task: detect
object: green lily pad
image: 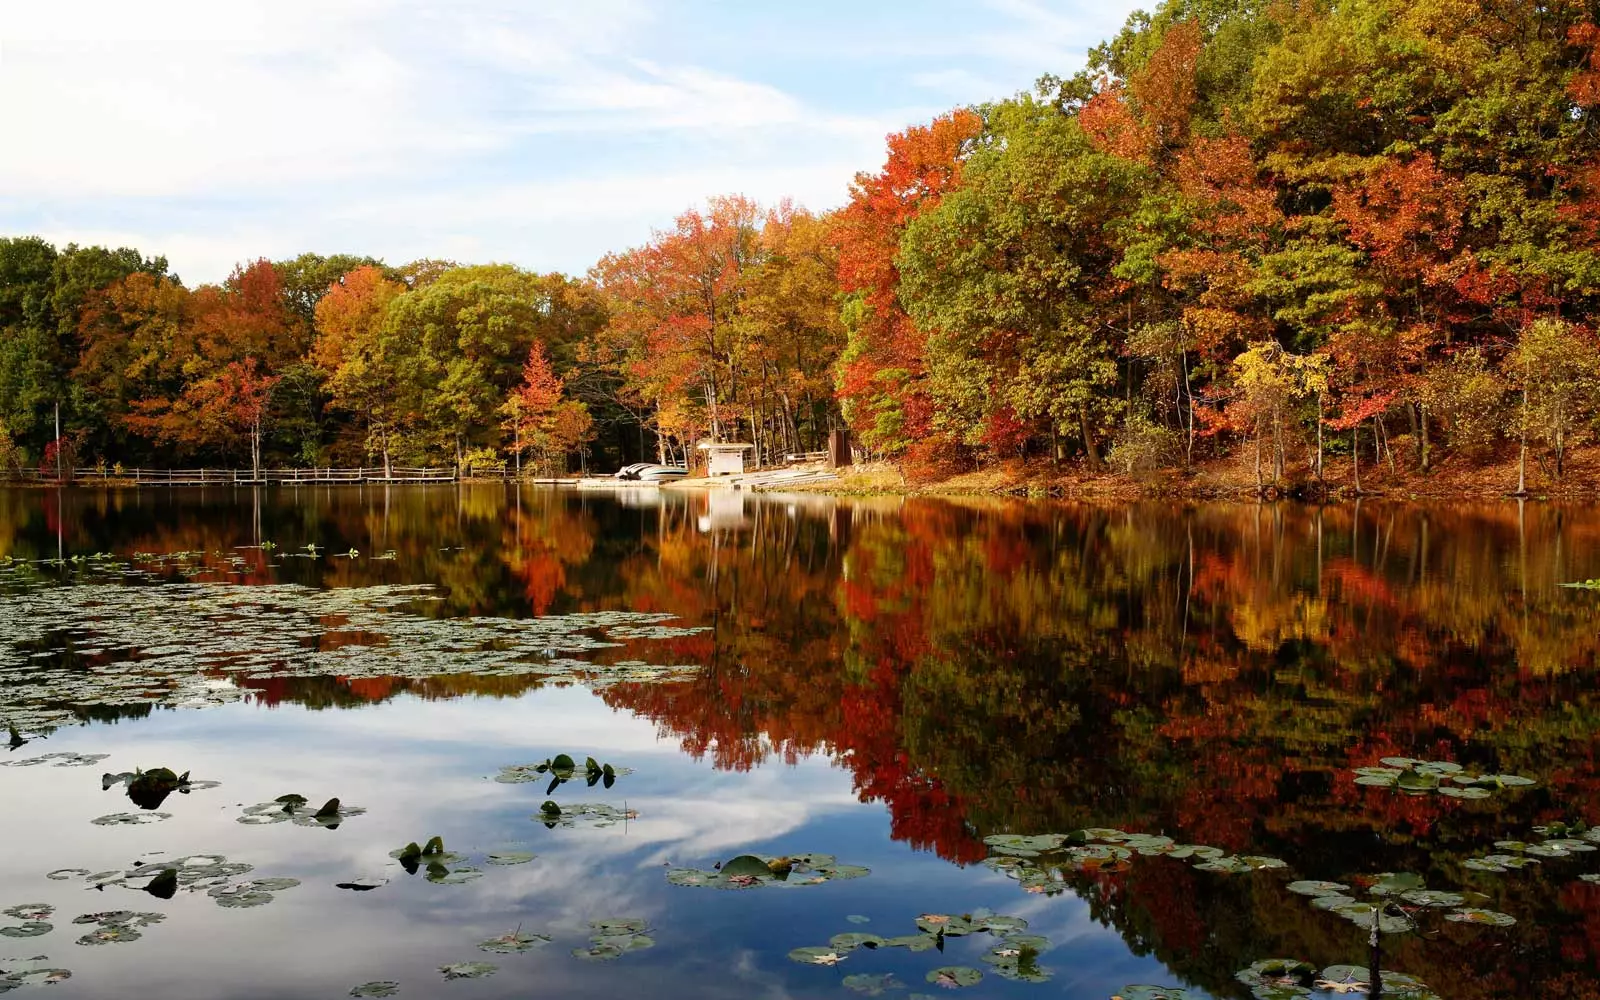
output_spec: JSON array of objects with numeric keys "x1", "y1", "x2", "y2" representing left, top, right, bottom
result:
[
  {"x1": 1547, "y1": 839, "x2": 1596, "y2": 853},
  {"x1": 880, "y1": 934, "x2": 939, "y2": 952},
  {"x1": 438, "y1": 962, "x2": 496, "y2": 980},
  {"x1": 915, "y1": 914, "x2": 973, "y2": 936},
  {"x1": 982, "y1": 834, "x2": 1066, "y2": 854},
  {"x1": 76, "y1": 925, "x2": 143, "y2": 945},
  {"x1": 1115, "y1": 988, "x2": 1199, "y2": 1000},
  {"x1": 924, "y1": 967, "x2": 982, "y2": 989},
  {"x1": 1380, "y1": 757, "x2": 1423, "y2": 768},
  {"x1": 1437, "y1": 786, "x2": 1492, "y2": 799},
  {"x1": 1370, "y1": 872, "x2": 1424, "y2": 896},
  {"x1": 788, "y1": 946, "x2": 848, "y2": 965},
  {"x1": 477, "y1": 931, "x2": 552, "y2": 954},
  {"x1": 424, "y1": 866, "x2": 483, "y2": 885},
  {"x1": 1446, "y1": 908, "x2": 1516, "y2": 926},
  {"x1": 1194, "y1": 856, "x2": 1253, "y2": 874},
  {"x1": 484, "y1": 852, "x2": 535, "y2": 866},
  {"x1": 1287, "y1": 881, "x2": 1349, "y2": 898},
  {"x1": 1582, "y1": 873, "x2": 1600, "y2": 884},
  {"x1": 1395, "y1": 769, "x2": 1440, "y2": 793},
  {"x1": 1309, "y1": 894, "x2": 1358, "y2": 911},
  {"x1": 0, "y1": 960, "x2": 73, "y2": 990},
  {"x1": 842, "y1": 972, "x2": 903, "y2": 996},
  {"x1": 1329, "y1": 901, "x2": 1413, "y2": 933},
  {"x1": 349, "y1": 983, "x2": 400, "y2": 998},
  {"x1": 829, "y1": 933, "x2": 885, "y2": 952},
  {"x1": 0, "y1": 922, "x2": 51, "y2": 939},
  {"x1": 71, "y1": 911, "x2": 164, "y2": 928},
  {"x1": 973, "y1": 914, "x2": 1028, "y2": 934},
  {"x1": 90, "y1": 812, "x2": 170, "y2": 826},
  {"x1": 1354, "y1": 774, "x2": 1398, "y2": 787},
  {"x1": 0, "y1": 905, "x2": 52, "y2": 922},
  {"x1": 1236, "y1": 958, "x2": 1315, "y2": 998},
  {"x1": 1, "y1": 752, "x2": 108, "y2": 767},
  {"x1": 1400, "y1": 890, "x2": 1466, "y2": 908},
  {"x1": 1316, "y1": 967, "x2": 1372, "y2": 992}
]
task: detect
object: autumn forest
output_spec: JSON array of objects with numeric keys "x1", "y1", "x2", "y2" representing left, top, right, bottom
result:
[{"x1": 7, "y1": 0, "x2": 1600, "y2": 486}]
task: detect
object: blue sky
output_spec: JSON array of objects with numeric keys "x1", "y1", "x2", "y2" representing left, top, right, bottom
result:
[{"x1": 0, "y1": 1, "x2": 1142, "y2": 284}]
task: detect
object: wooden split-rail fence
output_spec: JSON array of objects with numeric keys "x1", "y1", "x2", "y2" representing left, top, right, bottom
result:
[{"x1": 0, "y1": 467, "x2": 469, "y2": 486}]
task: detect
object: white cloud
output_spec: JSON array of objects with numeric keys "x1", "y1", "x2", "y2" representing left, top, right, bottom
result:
[{"x1": 0, "y1": 0, "x2": 1140, "y2": 282}]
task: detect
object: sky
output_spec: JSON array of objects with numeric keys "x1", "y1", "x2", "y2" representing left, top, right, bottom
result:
[{"x1": 0, "y1": 1, "x2": 1142, "y2": 285}]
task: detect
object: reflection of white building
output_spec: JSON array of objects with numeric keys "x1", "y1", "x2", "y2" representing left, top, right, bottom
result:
[
  {"x1": 698, "y1": 490, "x2": 749, "y2": 533},
  {"x1": 698, "y1": 441, "x2": 754, "y2": 477}
]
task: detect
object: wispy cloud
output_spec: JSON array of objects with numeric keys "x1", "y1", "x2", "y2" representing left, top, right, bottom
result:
[{"x1": 0, "y1": 0, "x2": 1140, "y2": 282}]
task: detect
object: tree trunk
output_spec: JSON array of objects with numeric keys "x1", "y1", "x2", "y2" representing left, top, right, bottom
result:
[
  {"x1": 1418, "y1": 403, "x2": 1429, "y2": 472},
  {"x1": 1517, "y1": 387, "x2": 1529, "y2": 495},
  {"x1": 1182, "y1": 350, "x2": 1195, "y2": 467},
  {"x1": 1316, "y1": 394, "x2": 1324, "y2": 482},
  {"x1": 1352, "y1": 427, "x2": 1362, "y2": 494},
  {"x1": 1254, "y1": 422, "x2": 1263, "y2": 488},
  {"x1": 1079, "y1": 406, "x2": 1103, "y2": 469}
]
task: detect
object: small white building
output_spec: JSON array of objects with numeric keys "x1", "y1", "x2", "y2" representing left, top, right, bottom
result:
[{"x1": 698, "y1": 441, "x2": 754, "y2": 477}]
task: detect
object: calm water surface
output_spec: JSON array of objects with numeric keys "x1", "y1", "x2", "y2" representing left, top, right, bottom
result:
[{"x1": 2, "y1": 487, "x2": 1600, "y2": 1000}]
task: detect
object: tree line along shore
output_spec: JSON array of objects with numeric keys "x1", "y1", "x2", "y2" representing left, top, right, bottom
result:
[{"x1": 5, "y1": 1, "x2": 1600, "y2": 498}]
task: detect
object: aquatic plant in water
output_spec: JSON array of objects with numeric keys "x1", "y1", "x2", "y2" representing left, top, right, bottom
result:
[
  {"x1": 533, "y1": 802, "x2": 638, "y2": 830},
  {"x1": 0, "y1": 957, "x2": 72, "y2": 991},
  {"x1": 238, "y1": 796, "x2": 365, "y2": 829},
  {"x1": 981, "y1": 828, "x2": 1281, "y2": 895},
  {"x1": 572, "y1": 918, "x2": 654, "y2": 960},
  {"x1": 667, "y1": 852, "x2": 869, "y2": 889},
  {"x1": 495, "y1": 754, "x2": 631, "y2": 791},
  {"x1": 349, "y1": 983, "x2": 400, "y2": 997},
  {"x1": 0, "y1": 902, "x2": 53, "y2": 940},
  {"x1": 1350, "y1": 758, "x2": 1535, "y2": 799},
  {"x1": 0, "y1": 575, "x2": 709, "y2": 735}
]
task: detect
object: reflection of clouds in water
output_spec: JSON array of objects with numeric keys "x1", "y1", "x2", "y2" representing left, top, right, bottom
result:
[{"x1": 0, "y1": 686, "x2": 875, "y2": 998}]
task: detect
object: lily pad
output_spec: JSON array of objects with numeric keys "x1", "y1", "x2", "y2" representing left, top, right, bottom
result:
[
  {"x1": 439, "y1": 962, "x2": 496, "y2": 980},
  {"x1": 1236, "y1": 958, "x2": 1315, "y2": 998},
  {"x1": 477, "y1": 931, "x2": 552, "y2": 954},
  {"x1": 0, "y1": 960, "x2": 72, "y2": 991},
  {"x1": 1116, "y1": 989, "x2": 1199, "y2": 1000},
  {"x1": 915, "y1": 914, "x2": 974, "y2": 936},
  {"x1": 1287, "y1": 881, "x2": 1349, "y2": 898},
  {"x1": 90, "y1": 812, "x2": 170, "y2": 826},
  {"x1": 924, "y1": 966, "x2": 982, "y2": 989},
  {"x1": 1, "y1": 752, "x2": 108, "y2": 768},
  {"x1": 880, "y1": 934, "x2": 939, "y2": 952},
  {"x1": 846, "y1": 914, "x2": 872, "y2": 925},
  {"x1": 484, "y1": 852, "x2": 535, "y2": 866},
  {"x1": 843, "y1": 973, "x2": 903, "y2": 996},
  {"x1": 336, "y1": 877, "x2": 390, "y2": 891},
  {"x1": 1400, "y1": 890, "x2": 1465, "y2": 908},
  {"x1": 1328, "y1": 901, "x2": 1413, "y2": 934},
  {"x1": 0, "y1": 922, "x2": 51, "y2": 939},
  {"x1": 789, "y1": 946, "x2": 848, "y2": 965},
  {"x1": 349, "y1": 984, "x2": 400, "y2": 998},
  {"x1": 1446, "y1": 908, "x2": 1516, "y2": 927},
  {"x1": 829, "y1": 933, "x2": 885, "y2": 952},
  {"x1": 0, "y1": 906, "x2": 51, "y2": 923}
]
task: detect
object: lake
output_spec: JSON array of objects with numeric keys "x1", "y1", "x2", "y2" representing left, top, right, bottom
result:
[{"x1": 1, "y1": 486, "x2": 1599, "y2": 1000}]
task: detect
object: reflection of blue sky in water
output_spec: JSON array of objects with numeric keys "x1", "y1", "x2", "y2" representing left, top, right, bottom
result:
[{"x1": 0, "y1": 686, "x2": 1189, "y2": 998}]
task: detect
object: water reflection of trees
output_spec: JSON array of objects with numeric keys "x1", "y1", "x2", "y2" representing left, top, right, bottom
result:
[{"x1": 8, "y1": 489, "x2": 1600, "y2": 995}]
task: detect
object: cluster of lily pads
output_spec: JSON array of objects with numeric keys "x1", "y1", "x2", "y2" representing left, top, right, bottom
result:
[
  {"x1": 0, "y1": 956, "x2": 72, "y2": 992},
  {"x1": 534, "y1": 801, "x2": 638, "y2": 830},
  {"x1": 1462, "y1": 820, "x2": 1600, "y2": 872},
  {"x1": 72, "y1": 910, "x2": 167, "y2": 946},
  {"x1": 496, "y1": 754, "x2": 630, "y2": 793},
  {"x1": 45, "y1": 852, "x2": 298, "y2": 911},
  {"x1": 1351, "y1": 758, "x2": 1535, "y2": 799},
  {"x1": 789, "y1": 908, "x2": 1047, "y2": 990},
  {"x1": 390, "y1": 837, "x2": 482, "y2": 884},
  {"x1": 573, "y1": 917, "x2": 656, "y2": 960},
  {"x1": 1, "y1": 904, "x2": 53, "y2": 940},
  {"x1": 1288, "y1": 872, "x2": 1515, "y2": 932},
  {"x1": 667, "y1": 852, "x2": 870, "y2": 890},
  {"x1": 0, "y1": 573, "x2": 709, "y2": 735},
  {"x1": 238, "y1": 795, "x2": 365, "y2": 830},
  {"x1": 0, "y1": 752, "x2": 108, "y2": 769},
  {"x1": 1116, "y1": 959, "x2": 1444, "y2": 1000},
  {"x1": 982, "y1": 829, "x2": 1284, "y2": 895}
]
